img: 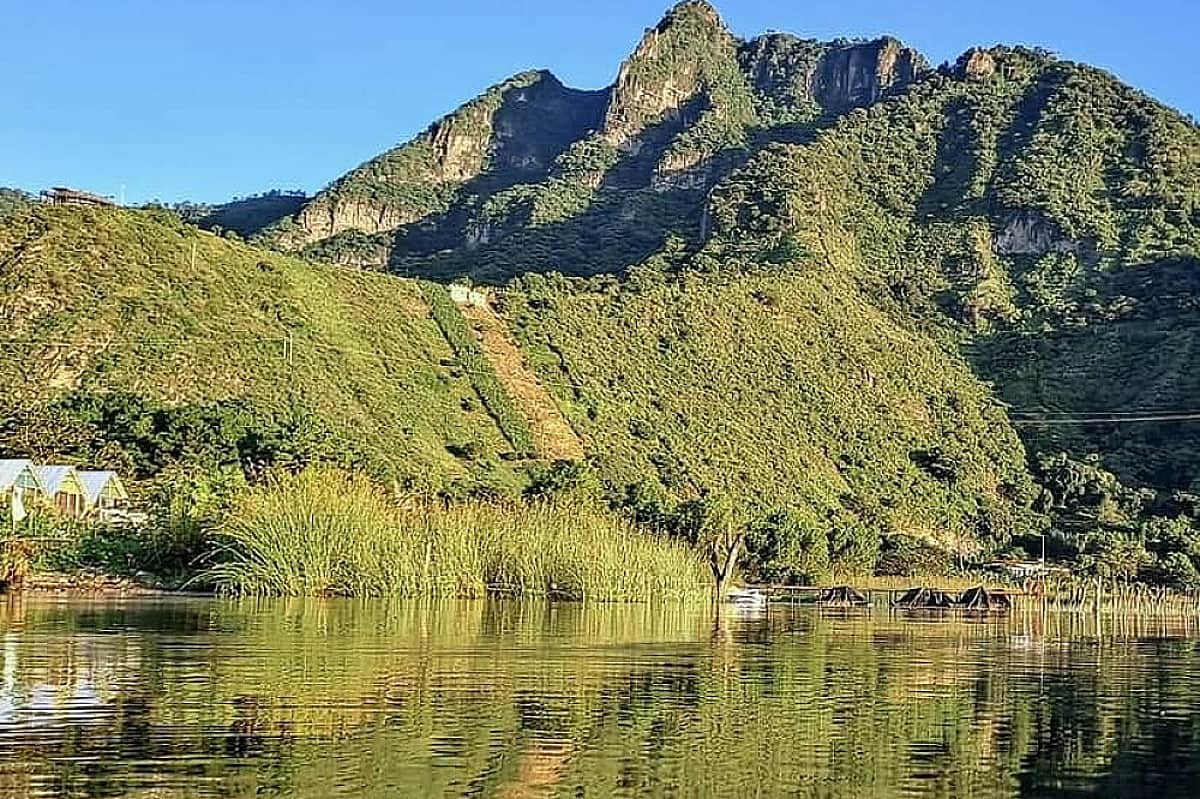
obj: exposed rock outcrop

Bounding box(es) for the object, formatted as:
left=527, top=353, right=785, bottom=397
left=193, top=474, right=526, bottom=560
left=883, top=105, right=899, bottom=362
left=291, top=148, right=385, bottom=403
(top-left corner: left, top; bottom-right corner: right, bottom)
left=293, top=197, right=418, bottom=244
left=284, top=71, right=606, bottom=247
left=814, top=37, right=926, bottom=111
left=739, top=34, right=828, bottom=111
left=740, top=33, right=926, bottom=115
left=602, top=0, right=738, bottom=149
left=994, top=211, right=1079, bottom=256
left=958, top=48, right=998, bottom=82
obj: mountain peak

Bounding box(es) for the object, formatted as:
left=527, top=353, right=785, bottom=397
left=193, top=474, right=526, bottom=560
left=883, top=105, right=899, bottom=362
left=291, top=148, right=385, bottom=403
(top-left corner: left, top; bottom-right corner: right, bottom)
left=602, top=1, right=738, bottom=147
left=659, top=0, right=726, bottom=31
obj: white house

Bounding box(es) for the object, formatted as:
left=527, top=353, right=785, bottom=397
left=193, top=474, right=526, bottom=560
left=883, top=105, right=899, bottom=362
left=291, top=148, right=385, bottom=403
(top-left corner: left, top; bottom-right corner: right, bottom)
left=76, top=471, right=130, bottom=511
left=34, top=465, right=88, bottom=518
left=448, top=283, right=489, bottom=308
left=1, top=459, right=45, bottom=522
left=0, top=459, right=43, bottom=504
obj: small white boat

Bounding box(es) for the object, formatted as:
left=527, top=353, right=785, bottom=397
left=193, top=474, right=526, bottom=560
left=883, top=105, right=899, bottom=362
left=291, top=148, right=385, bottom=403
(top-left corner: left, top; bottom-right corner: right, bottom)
left=725, top=588, right=768, bottom=607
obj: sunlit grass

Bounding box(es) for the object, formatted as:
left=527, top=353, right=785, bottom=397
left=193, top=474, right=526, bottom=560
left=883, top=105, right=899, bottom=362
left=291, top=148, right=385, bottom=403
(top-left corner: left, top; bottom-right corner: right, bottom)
left=205, top=469, right=710, bottom=601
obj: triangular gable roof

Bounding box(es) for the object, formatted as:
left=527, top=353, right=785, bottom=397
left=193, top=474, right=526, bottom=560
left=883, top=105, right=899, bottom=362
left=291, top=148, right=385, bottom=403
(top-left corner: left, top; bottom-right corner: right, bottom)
left=76, top=471, right=127, bottom=505
left=0, top=459, right=42, bottom=492
left=34, top=465, right=82, bottom=496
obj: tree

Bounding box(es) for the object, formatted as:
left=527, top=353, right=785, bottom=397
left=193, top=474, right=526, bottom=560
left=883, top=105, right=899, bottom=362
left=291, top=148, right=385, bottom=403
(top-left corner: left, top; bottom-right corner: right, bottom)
left=746, top=508, right=831, bottom=584
left=1160, top=552, right=1200, bottom=591
left=1078, top=531, right=1151, bottom=581
left=1143, top=515, right=1200, bottom=561
left=674, top=492, right=746, bottom=598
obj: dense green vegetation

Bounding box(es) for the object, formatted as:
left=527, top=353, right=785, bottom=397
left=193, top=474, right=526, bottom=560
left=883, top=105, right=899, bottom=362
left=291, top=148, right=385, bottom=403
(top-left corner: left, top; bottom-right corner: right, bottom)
left=192, top=190, right=308, bottom=237
left=0, top=187, right=33, bottom=218
left=696, top=43, right=1200, bottom=583
left=5, top=2, right=1200, bottom=593
left=0, top=205, right=512, bottom=492
left=206, top=468, right=709, bottom=599
left=501, top=263, right=1038, bottom=580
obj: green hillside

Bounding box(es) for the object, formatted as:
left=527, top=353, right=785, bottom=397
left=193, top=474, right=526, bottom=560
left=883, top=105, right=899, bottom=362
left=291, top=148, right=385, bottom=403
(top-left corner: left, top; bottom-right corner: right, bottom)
left=0, top=188, right=33, bottom=219
left=707, top=46, right=1200, bottom=492
left=195, top=191, right=308, bottom=238
left=1, top=203, right=1034, bottom=579
left=502, top=266, right=1035, bottom=576
left=0, top=206, right=515, bottom=492
left=7, top=1, right=1200, bottom=585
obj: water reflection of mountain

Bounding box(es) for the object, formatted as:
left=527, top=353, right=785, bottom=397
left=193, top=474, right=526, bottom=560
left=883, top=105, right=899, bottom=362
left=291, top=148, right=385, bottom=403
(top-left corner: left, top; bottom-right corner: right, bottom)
left=0, top=597, right=1198, bottom=798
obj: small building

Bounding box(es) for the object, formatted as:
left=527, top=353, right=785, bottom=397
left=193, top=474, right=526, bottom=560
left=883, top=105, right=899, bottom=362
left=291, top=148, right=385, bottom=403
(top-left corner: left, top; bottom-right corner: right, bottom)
left=983, top=560, right=1058, bottom=579
left=34, top=465, right=88, bottom=518
left=0, top=459, right=44, bottom=505
left=76, top=471, right=130, bottom=512
left=39, top=187, right=116, bottom=207
left=448, top=283, right=489, bottom=308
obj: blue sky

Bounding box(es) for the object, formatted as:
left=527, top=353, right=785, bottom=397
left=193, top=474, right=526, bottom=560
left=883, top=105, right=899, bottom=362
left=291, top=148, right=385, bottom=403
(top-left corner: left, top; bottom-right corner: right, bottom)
left=2, top=0, right=1196, bottom=205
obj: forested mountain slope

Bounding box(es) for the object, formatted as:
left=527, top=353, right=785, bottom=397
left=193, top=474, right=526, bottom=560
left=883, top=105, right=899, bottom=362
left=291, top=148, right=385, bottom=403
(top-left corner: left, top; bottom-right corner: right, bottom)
left=1, top=203, right=1033, bottom=576
left=0, top=206, right=515, bottom=491
left=270, top=1, right=927, bottom=279
left=705, top=45, right=1200, bottom=492
left=7, top=0, right=1200, bottom=581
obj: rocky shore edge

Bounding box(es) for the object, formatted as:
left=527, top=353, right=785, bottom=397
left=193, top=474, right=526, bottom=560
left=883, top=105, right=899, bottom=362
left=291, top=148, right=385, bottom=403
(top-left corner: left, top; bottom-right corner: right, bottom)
left=8, top=570, right=186, bottom=596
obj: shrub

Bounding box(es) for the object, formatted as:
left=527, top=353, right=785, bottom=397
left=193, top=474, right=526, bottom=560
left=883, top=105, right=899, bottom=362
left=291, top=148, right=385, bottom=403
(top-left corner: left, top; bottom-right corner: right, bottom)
left=875, top=536, right=954, bottom=577
left=1159, top=552, right=1200, bottom=590
left=0, top=536, right=34, bottom=589
left=746, top=509, right=831, bottom=584
left=1078, top=531, right=1153, bottom=581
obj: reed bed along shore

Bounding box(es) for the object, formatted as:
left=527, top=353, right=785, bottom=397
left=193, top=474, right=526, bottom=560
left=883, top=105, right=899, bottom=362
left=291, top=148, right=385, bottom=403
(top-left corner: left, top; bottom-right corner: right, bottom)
left=1014, top=580, right=1200, bottom=618
left=205, top=470, right=710, bottom=601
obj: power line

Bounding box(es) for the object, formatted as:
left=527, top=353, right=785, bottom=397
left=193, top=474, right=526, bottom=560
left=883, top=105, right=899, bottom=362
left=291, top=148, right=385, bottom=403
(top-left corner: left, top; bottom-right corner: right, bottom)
left=1009, top=408, right=1200, bottom=418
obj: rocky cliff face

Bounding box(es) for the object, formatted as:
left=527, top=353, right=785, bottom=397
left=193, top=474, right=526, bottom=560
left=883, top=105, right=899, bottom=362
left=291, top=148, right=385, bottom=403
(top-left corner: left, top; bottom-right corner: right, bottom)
left=815, top=37, right=926, bottom=110
left=283, top=71, right=607, bottom=248
left=740, top=34, right=926, bottom=115
left=281, top=0, right=929, bottom=268
left=993, top=211, right=1081, bottom=257
left=291, top=198, right=412, bottom=245
left=957, top=48, right=998, bottom=82
left=738, top=34, right=828, bottom=112
left=492, top=76, right=609, bottom=172
left=601, top=0, right=739, bottom=149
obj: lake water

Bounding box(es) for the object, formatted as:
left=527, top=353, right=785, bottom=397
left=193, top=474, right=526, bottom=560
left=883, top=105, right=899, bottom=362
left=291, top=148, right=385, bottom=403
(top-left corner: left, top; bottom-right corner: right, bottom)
left=2, top=597, right=1199, bottom=798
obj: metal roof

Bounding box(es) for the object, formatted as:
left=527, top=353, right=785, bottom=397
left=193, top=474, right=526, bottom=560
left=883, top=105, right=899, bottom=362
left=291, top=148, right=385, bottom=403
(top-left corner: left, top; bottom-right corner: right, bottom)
left=0, top=459, right=37, bottom=491
left=34, top=465, right=80, bottom=496
left=76, top=471, right=127, bottom=505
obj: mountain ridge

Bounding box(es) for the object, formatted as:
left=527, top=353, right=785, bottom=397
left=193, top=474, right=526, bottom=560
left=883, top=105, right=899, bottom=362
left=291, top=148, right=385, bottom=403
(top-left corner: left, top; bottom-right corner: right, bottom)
left=6, top=1, right=1200, bottom=583
left=266, top=1, right=932, bottom=273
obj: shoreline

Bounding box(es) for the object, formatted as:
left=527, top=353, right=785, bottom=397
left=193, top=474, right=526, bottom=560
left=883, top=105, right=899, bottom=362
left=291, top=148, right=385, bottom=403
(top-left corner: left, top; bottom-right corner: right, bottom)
left=11, top=570, right=191, bottom=597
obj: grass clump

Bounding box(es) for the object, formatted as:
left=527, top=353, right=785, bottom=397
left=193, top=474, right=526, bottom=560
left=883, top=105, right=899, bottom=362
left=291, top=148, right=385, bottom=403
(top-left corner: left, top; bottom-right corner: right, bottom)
left=206, top=468, right=709, bottom=601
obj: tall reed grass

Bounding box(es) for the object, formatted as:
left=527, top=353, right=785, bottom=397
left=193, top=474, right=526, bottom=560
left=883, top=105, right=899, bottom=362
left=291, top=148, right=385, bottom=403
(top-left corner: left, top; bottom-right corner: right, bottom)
left=205, top=469, right=710, bottom=601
